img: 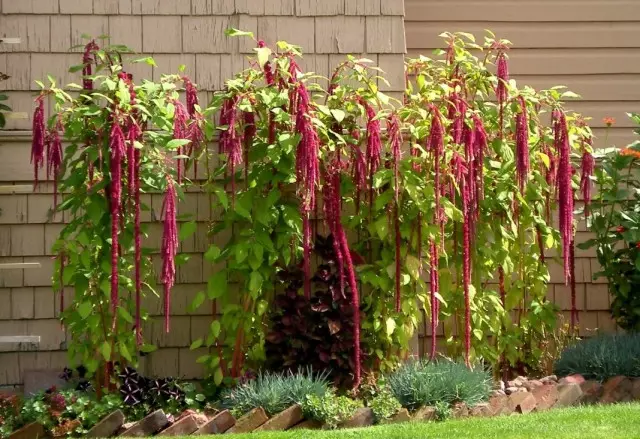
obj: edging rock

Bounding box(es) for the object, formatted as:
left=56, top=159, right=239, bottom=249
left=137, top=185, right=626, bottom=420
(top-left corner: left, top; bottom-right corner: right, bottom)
left=86, top=410, right=125, bottom=437
left=194, top=410, right=236, bottom=435
left=8, top=422, right=45, bottom=439
left=339, top=408, right=374, bottom=429
left=555, top=383, right=583, bottom=407
left=157, top=415, right=198, bottom=436
left=254, top=404, right=303, bottom=431
left=226, top=407, right=268, bottom=434
left=120, top=409, right=169, bottom=437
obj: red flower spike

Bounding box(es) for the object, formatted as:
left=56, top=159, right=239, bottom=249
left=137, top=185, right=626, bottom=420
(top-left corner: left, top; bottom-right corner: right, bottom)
left=556, top=111, right=574, bottom=285
left=82, top=40, right=99, bottom=90
left=31, top=96, right=46, bottom=188
left=109, top=118, right=126, bottom=322
left=182, top=76, right=199, bottom=117
left=515, top=96, right=530, bottom=193
left=387, top=115, right=403, bottom=312
left=161, top=181, right=178, bottom=333
left=580, top=146, right=594, bottom=220
left=172, top=100, right=189, bottom=184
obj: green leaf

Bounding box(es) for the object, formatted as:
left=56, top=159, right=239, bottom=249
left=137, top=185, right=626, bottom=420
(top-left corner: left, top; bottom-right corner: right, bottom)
left=235, top=245, right=248, bottom=263
left=167, top=138, right=192, bottom=150
left=214, top=367, right=224, bottom=385
left=207, top=270, right=228, bottom=299
left=249, top=271, right=263, bottom=298
left=330, top=109, right=346, bottom=123
left=119, top=342, right=132, bottom=362
left=386, top=318, right=396, bottom=336
left=189, top=291, right=206, bottom=313
left=225, top=28, right=255, bottom=38
left=78, top=302, right=92, bottom=319
left=179, top=221, right=197, bottom=240
left=210, top=321, right=221, bottom=338
left=406, top=255, right=421, bottom=280
left=139, top=344, right=157, bottom=353
left=100, top=341, right=111, bottom=361
left=204, top=245, right=221, bottom=262
left=118, top=307, right=134, bottom=324
left=255, top=47, right=272, bottom=68
left=374, top=216, right=389, bottom=240
left=190, top=339, right=203, bottom=350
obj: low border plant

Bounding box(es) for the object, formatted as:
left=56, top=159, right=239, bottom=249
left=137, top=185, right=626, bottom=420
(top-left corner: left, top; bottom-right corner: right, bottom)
left=387, top=359, right=492, bottom=411
left=554, top=333, right=640, bottom=381
left=220, top=369, right=330, bottom=417
left=301, top=391, right=362, bottom=429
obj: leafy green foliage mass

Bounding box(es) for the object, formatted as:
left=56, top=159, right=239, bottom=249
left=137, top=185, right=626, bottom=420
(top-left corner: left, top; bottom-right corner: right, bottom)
left=368, top=388, right=402, bottom=422
left=580, top=113, right=640, bottom=332
left=554, top=333, right=640, bottom=381
left=301, top=392, right=362, bottom=429
left=387, top=360, right=492, bottom=411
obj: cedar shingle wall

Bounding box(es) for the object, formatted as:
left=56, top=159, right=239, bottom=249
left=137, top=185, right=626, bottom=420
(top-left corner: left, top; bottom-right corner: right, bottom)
left=0, top=0, right=406, bottom=385
left=406, top=0, right=624, bottom=356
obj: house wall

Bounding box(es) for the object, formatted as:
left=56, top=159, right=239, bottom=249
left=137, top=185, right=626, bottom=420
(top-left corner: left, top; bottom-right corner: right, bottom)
left=406, top=0, right=625, bottom=356
left=0, top=0, right=407, bottom=387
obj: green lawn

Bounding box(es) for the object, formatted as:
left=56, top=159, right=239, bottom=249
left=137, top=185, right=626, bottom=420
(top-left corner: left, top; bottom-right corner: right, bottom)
left=216, top=403, right=640, bottom=439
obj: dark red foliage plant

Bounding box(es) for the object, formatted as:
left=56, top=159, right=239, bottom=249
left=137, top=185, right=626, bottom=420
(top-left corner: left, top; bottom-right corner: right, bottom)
left=32, top=39, right=204, bottom=391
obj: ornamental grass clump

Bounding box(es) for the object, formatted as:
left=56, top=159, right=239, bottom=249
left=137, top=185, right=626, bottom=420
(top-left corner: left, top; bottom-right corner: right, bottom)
left=220, top=369, right=330, bottom=417
left=387, top=360, right=492, bottom=411
left=554, top=333, right=640, bottom=381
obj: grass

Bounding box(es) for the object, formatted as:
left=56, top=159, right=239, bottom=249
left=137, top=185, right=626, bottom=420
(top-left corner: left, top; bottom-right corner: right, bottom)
left=207, top=403, right=640, bottom=439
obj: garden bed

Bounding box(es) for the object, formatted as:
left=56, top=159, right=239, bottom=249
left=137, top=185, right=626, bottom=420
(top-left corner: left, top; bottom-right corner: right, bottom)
left=7, top=374, right=640, bottom=438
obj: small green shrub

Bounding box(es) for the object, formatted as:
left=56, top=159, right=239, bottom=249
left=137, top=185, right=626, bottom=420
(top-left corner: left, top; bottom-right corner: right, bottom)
left=387, top=360, right=492, bottom=411
left=221, top=369, right=330, bottom=417
left=434, top=401, right=452, bottom=421
left=301, top=392, right=361, bottom=429
left=554, top=333, right=640, bottom=381
left=369, top=388, right=401, bottom=422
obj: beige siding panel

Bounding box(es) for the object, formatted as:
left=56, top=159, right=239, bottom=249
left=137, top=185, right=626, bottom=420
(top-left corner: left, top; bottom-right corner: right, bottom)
left=514, top=75, right=640, bottom=102
left=407, top=49, right=640, bottom=75
left=405, top=0, right=640, bottom=22
left=406, top=22, right=640, bottom=49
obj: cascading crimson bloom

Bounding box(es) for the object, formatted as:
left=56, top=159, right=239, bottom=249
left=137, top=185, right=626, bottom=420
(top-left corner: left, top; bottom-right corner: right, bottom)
left=569, top=238, right=578, bottom=331
left=388, top=115, right=403, bottom=312
left=293, top=78, right=320, bottom=299
left=495, top=49, right=509, bottom=139
left=243, top=111, right=256, bottom=186
left=161, top=181, right=178, bottom=333
left=362, top=100, right=382, bottom=209
left=46, top=120, right=63, bottom=208
left=556, top=111, right=574, bottom=285
left=350, top=130, right=366, bottom=212
left=182, top=76, right=199, bottom=117
left=31, top=95, right=46, bottom=187
left=219, top=96, right=243, bottom=203
left=472, top=114, right=487, bottom=208
left=82, top=40, right=99, bottom=90
left=580, top=146, right=594, bottom=220
left=109, top=118, right=126, bottom=320
left=428, top=106, right=444, bottom=240
left=172, top=100, right=189, bottom=184
left=323, top=162, right=361, bottom=388
left=429, top=239, right=439, bottom=360
left=448, top=93, right=466, bottom=145
left=515, top=96, right=530, bottom=193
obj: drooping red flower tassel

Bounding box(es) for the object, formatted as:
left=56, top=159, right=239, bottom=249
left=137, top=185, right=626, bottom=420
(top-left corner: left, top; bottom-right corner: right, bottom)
left=515, top=96, right=530, bottom=193
left=388, top=115, right=403, bottom=312
left=556, top=111, right=574, bottom=284
left=350, top=130, right=367, bottom=213
left=82, top=40, right=99, bottom=90
left=219, top=96, right=243, bottom=204
left=182, top=76, right=199, bottom=117
left=323, top=162, right=361, bottom=388
left=243, top=111, right=256, bottom=187
left=580, top=147, right=594, bottom=220
left=428, top=106, right=445, bottom=246
left=362, top=99, right=382, bottom=210
left=31, top=96, right=46, bottom=188
left=429, top=239, right=439, bottom=360
left=109, top=118, right=126, bottom=321
left=134, top=147, right=142, bottom=345
left=173, top=100, right=189, bottom=184
left=569, top=237, right=578, bottom=332
left=472, top=114, right=487, bottom=207
left=46, top=120, right=63, bottom=208
left=496, top=50, right=509, bottom=139
left=161, top=181, right=178, bottom=333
